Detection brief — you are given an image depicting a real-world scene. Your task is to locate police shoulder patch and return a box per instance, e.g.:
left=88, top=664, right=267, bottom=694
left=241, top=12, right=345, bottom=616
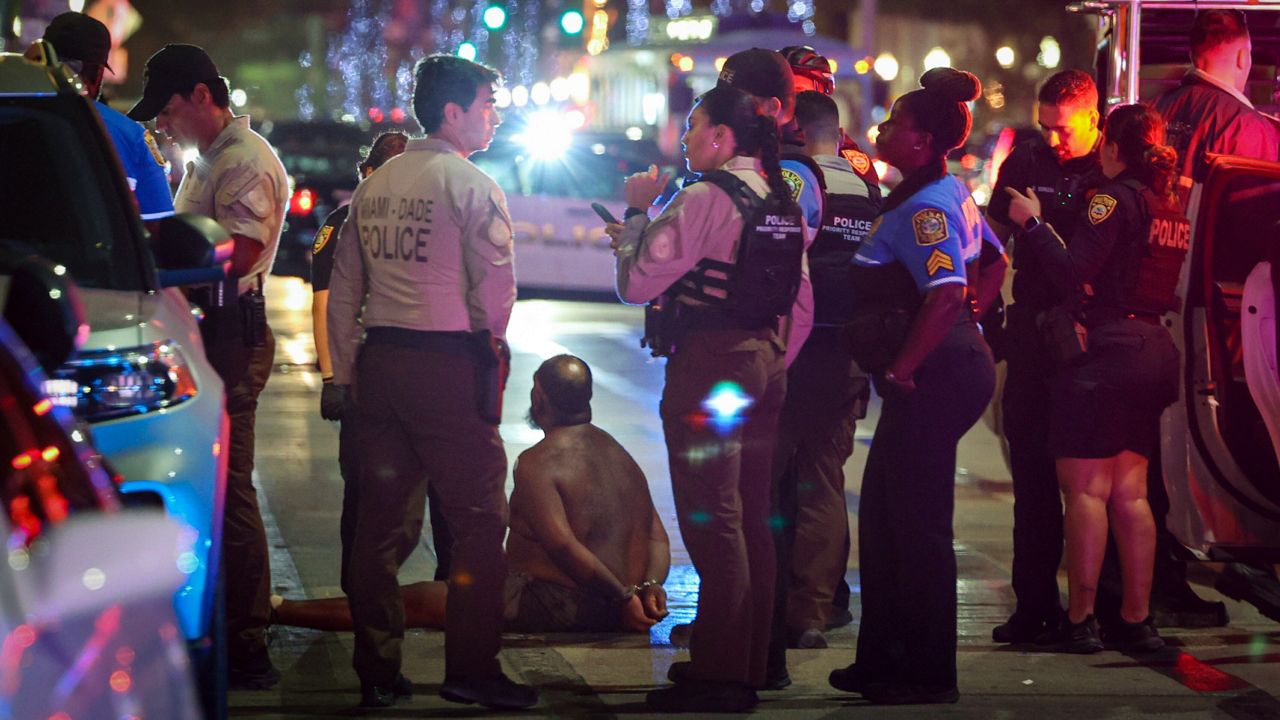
left=312, top=225, right=334, bottom=255
left=842, top=148, right=872, bottom=176
left=1088, top=194, right=1118, bottom=225
left=912, top=207, right=949, bottom=246
left=926, top=248, right=955, bottom=276
left=143, top=129, right=167, bottom=168
left=781, top=168, right=804, bottom=201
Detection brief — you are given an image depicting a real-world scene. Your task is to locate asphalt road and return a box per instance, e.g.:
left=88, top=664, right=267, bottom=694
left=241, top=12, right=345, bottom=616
left=231, top=276, right=1280, bottom=718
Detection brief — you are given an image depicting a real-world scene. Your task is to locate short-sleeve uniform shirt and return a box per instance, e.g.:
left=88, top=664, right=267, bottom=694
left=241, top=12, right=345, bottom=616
left=309, top=205, right=348, bottom=292
left=95, top=101, right=174, bottom=221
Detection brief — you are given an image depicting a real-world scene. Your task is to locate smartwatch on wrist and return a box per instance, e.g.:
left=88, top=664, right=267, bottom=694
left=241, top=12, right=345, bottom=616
left=623, top=207, right=647, bottom=220
left=1023, top=215, right=1044, bottom=232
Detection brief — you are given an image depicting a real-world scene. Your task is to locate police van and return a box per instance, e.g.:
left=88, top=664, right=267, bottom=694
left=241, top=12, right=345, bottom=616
left=1072, top=0, right=1280, bottom=562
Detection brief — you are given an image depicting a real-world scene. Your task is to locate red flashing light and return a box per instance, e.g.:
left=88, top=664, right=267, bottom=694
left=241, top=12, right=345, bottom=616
left=109, top=669, right=133, bottom=693
left=368, top=107, right=385, bottom=123
left=32, top=399, right=52, bottom=416
left=41, top=446, right=59, bottom=463
left=289, top=188, right=316, bottom=216
left=11, top=451, right=34, bottom=470
left=390, top=107, right=406, bottom=124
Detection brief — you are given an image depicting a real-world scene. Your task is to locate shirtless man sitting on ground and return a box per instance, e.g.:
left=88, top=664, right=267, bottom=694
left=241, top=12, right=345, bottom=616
left=273, top=354, right=671, bottom=633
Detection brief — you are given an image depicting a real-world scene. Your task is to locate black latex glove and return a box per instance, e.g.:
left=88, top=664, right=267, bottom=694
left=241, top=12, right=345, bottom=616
left=320, top=382, right=346, bottom=421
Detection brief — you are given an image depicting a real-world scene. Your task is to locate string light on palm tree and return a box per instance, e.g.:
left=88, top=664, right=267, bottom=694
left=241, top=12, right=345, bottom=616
left=627, top=0, right=650, bottom=45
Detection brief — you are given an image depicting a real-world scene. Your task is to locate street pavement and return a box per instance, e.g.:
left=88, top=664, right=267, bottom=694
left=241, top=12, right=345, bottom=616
left=232, top=276, right=1280, bottom=718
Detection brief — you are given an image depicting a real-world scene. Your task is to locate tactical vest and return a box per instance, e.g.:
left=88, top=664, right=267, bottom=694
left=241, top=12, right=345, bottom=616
left=674, top=170, right=805, bottom=325
left=1108, top=179, right=1191, bottom=315
left=782, top=153, right=883, bottom=325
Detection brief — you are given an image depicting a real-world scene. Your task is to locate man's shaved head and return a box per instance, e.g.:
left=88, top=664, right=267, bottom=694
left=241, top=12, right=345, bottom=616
left=533, top=354, right=593, bottom=424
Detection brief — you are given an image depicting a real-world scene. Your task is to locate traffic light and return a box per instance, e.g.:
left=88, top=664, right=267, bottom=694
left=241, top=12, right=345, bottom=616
left=560, top=9, right=585, bottom=36
left=483, top=5, right=507, bottom=31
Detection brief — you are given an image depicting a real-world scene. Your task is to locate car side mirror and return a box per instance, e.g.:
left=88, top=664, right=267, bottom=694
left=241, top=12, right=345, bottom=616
left=0, top=246, right=88, bottom=373
left=152, top=214, right=234, bottom=287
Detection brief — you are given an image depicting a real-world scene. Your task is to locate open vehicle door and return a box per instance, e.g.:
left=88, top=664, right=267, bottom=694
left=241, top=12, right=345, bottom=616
left=1163, top=156, right=1280, bottom=562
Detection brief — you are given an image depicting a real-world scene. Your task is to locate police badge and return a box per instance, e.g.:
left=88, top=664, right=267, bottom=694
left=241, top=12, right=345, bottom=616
left=912, top=207, right=949, bottom=246
left=1088, top=194, right=1118, bottom=225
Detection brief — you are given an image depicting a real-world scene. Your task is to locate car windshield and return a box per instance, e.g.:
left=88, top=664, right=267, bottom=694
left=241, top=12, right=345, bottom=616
left=472, top=134, right=659, bottom=200
left=0, top=96, right=146, bottom=291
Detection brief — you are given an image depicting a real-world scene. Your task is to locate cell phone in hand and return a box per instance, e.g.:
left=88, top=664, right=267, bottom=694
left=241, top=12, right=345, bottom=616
left=591, top=202, right=620, bottom=224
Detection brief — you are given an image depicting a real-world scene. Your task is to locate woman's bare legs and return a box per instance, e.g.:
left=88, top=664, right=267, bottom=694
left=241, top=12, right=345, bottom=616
left=273, top=581, right=449, bottom=631
left=1057, top=457, right=1114, bottom=623
left=1106, top=450, right=1155, bottom=623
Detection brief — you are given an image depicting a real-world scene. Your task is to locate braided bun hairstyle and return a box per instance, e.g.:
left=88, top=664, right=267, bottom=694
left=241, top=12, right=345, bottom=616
left=1104, top=103, right=1178, bottom=199
left=695, top=84, right=797, bottom=214
left=883, top=67, right=981, bottom=212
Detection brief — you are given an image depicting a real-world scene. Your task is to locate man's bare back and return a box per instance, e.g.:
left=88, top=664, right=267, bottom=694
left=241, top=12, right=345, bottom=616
left=508, top=423, right=661, bottom=591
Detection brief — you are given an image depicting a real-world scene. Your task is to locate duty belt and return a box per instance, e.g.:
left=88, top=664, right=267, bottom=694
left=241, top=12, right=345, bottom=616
left=678, top=304, right=778, bottom=333
left=364, top=326, right=475, bottom=357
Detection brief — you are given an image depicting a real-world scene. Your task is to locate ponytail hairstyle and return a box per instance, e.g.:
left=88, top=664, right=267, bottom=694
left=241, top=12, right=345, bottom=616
left=359, top=130, right=409, bottom=176
left=1104, top=103, right=1178, bottom=200
left=695, top=84, right=797, bottom=215
left=884, top=67, right=982, bottom=212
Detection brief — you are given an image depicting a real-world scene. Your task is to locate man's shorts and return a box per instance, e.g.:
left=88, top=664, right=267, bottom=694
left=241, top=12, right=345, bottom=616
left=502, top=572, right=621, bottom=633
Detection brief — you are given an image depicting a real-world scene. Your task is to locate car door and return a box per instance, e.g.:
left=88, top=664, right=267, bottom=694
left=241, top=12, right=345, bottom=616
left=1163, top=156, right=1280, bottom=563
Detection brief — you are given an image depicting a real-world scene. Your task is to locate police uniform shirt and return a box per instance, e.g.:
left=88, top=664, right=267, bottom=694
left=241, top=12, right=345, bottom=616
left=987, top=138, right=1105, bottom=310
left=309, top=205, right=349, bottom=292
left=326, top=137, right=516, bottom=387
left=95, top=101, right=174, bottom=221
left=853, top=174, right=990, bottom=292
left=173, top=116, right=289, bottom=295
left=780, top=157, right=824, bottom=231
left=1155, top=69, right=1279, bottom=183
left=614, top=155, right=815, bottom=364
left=1020, top=170, right=1186, bottom=310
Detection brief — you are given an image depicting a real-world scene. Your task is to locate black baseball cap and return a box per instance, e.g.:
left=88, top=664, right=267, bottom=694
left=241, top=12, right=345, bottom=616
left=715, top=48, right=795, bottom=104
left=127, top=44, right=222, bottom=121
left=43, top=12, right=113, bottom=71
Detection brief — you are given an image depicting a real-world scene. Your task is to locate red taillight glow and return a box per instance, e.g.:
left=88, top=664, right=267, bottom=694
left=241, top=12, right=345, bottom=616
left=289, top=188, right=316, bottom=216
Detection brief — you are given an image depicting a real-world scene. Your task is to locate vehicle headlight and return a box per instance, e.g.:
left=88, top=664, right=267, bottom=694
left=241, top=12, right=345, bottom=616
left=43, top=341, right=199, bottom=422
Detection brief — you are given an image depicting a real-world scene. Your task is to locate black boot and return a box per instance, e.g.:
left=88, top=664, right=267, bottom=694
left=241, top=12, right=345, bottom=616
left=1216, top=563, right=1280, bottom=623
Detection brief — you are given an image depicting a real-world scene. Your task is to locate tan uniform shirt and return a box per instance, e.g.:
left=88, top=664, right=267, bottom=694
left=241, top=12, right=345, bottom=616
left=327, top=137, right=516, bottom=386
left=614, top=156, right=814, bottom=365
left=174, top=115, right=288, bottom=295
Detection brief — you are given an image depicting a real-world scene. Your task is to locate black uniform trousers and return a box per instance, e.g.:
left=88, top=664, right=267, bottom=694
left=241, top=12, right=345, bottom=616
left=1001, top=305, right=1066, bottom=624
left=348, top=339, right=508, bottom=687
left=661, top=326, right=786, bottom=689
left=855, top=323, right=994, bottom=690
left=337, top=403, right=454, bottom=595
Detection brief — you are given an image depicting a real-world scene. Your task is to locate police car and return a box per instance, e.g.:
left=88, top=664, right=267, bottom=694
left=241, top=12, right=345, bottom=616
left=0, top=43, right=232, bottom=715
left=1070, top=0, right=1280, bottom=562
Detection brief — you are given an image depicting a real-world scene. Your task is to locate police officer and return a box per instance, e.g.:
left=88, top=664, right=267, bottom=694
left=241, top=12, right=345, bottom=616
left=1154, top=8, right=1280, bottom=621
left=1155, top=9, right=1278, bottom=185
left=128, top=43, right=288, bottom=690
left=310, top=131, right=454, bottom=594
left=610, top=83, right=804, bottom=712
left=326, top=55, right=536, bottom=710
left=985, top=69, right=1110, bottom=643
left=768, top=90, right=878, bottom=659
left=828, top=68, right=995, bottom=705
left=1005, top=103, right=1186, bottom=654
left=781, top=44, right=881, bottom=191
left=41, top=13, right=174, bottom=226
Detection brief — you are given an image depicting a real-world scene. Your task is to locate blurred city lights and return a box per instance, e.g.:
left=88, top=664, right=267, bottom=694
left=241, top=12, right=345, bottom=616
left=1038, top=36, right=1062, bottom=68
left=230, top=88, right=248, bottom=108
left=568, top=72, right=590, bottom=104
left=873, top=53, right=899, bottom=82
left=867, top=125, right=880, bottom=143
left=511, top=85, right=529, bottom=107
left=182, top=147, right=199, bottom=165
left=587, top=9, right=611, bottom=55
left=625, top=126, right=643, bottom=141
left=702, top=382, right=752, bottom=433
left=69, top=0, right=85, bottom=12
left=678, top=55, right=694, bottom=72
left=714, top=56, right=727, bottom=72
left=996, top=46, right=1016, bottom=69
left=666, top=17, right=714, bottom=41
left=367, top=107, right=384, bottom=123
left=518, top=110, right=574, bottom=159
left=531, top=81, right=551, bottom=105
left=494, top=86, right=512, bottom=108
left=828, top=59, right=838, bottom=73
left=923, top=47, right=952, bottom=71
left=561, top=9, right=585, bottom=35
left=565, top=109, right=587, bottom=129
left=457, top=42, right=478, bottom=61
left=549, top=76, right=571, bottom=102
left=643, top=92, right=666, bottom=125
left=390, top=107, right=406, bottom=123
left=855, top=58, right=871, bottom=75
left=483, top=5, right=507, bottom=30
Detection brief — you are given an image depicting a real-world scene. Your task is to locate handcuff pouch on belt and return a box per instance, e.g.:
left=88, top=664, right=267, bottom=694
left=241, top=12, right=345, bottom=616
left=844, top=263, right=920, bottom=374
left=468, top=329, right=511, bottom=425
left=240, top=274, right=267, bottom=349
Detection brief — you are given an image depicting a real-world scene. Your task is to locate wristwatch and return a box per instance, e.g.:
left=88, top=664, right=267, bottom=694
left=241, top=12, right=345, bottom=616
left=624, top=206, right=647, bottom=220
left=1022, top=215, right=1044, bottom=232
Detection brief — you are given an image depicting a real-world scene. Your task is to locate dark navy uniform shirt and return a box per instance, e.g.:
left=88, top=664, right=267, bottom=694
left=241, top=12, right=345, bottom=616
left=1155, top=71, right=1279, bottom=184
left=987, top=138, right=1106, bottom=311
left=309, top=205, right=348, bottom=292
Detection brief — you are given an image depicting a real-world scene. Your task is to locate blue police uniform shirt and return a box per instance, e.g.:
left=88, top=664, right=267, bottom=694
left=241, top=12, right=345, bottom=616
left=95, top=102, right=175, bottom=221
left=780, top=157, right=823, bottom=231
left=853, top=174, right=994, bottom=293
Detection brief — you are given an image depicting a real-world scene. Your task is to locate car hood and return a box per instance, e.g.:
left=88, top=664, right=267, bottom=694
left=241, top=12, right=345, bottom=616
left=78, top=287, right=144, bottom=350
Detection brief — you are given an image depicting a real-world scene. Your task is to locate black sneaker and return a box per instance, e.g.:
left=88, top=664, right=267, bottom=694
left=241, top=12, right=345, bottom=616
left=763, top=663, right=792, bottom=691
left=826, top=607, right=854, bottom=630
left=1216, top=562, right=1280, bottom=623
left=862, top=680, right=960, bottom=705
left=1038, top=615, right=1104, bottom=654
left=228, top=656, right=281, bottom=690
left=645, top=680, right=758, bottom=713
left=828, top=662, right=874, bottom=694
left=992, top=612, right=1054, bottom=644
left=359, top=674, right=414, bottom=708
left=1102, top=617, right=1165, bottom=653
left=440, top=673, right=538, bottom=710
